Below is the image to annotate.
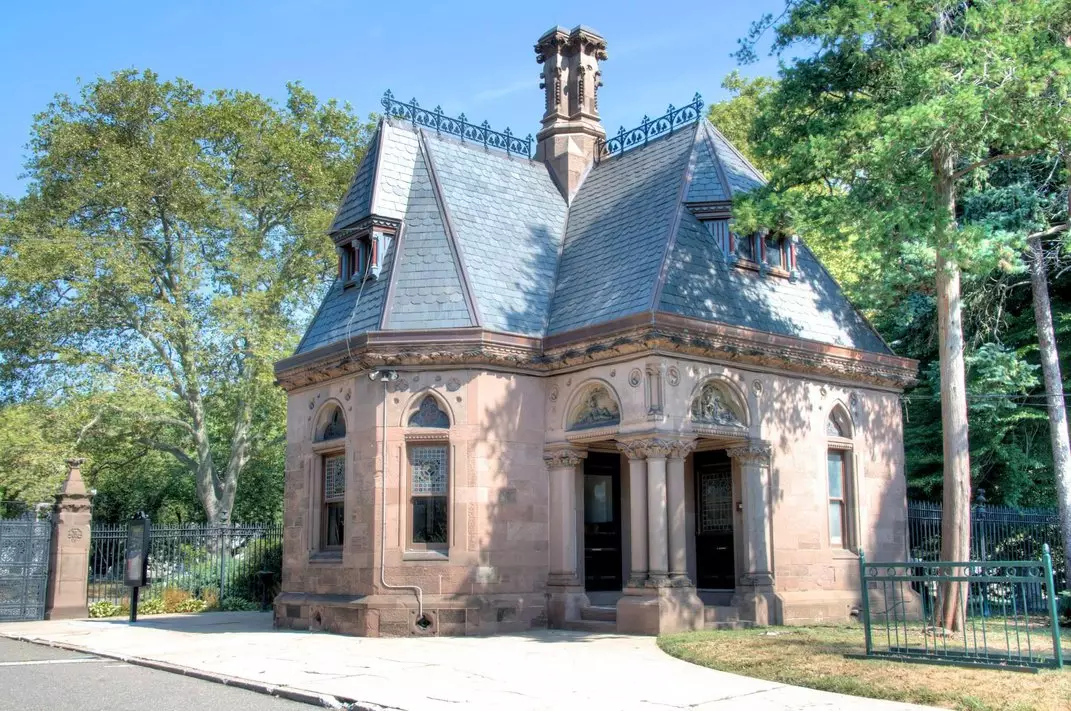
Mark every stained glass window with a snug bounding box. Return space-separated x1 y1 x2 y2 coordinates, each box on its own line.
410 445 448 547
322 454 345 550
699 467 733 534
321 407 346 440
408 396 450 428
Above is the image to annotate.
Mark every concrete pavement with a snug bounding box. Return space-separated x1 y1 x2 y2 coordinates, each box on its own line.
0 612 934 711
0 636 307 711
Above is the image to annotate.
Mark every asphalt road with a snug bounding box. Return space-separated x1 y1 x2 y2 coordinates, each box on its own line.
0 637 310 711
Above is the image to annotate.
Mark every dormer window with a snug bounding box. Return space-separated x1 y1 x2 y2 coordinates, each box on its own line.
723 228 797 279
338 230 388 286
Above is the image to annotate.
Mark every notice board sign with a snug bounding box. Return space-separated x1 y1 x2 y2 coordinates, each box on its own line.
124 515 150 588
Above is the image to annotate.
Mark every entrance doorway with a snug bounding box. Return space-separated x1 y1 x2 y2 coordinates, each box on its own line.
583 451 622 591
694 450 736 589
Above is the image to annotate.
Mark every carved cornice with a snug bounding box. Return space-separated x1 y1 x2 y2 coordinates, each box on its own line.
668 438 698 460
543 448 587 468
274 312 918 392
535 26 607 62
726 440 772 464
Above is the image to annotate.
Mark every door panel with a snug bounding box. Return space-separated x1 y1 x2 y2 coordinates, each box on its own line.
694 450 735 589
583 452 622 591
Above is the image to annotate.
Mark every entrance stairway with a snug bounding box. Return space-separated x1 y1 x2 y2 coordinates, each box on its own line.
562 604 617 633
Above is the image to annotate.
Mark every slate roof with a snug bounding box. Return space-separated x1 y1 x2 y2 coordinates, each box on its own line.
295 113 890 357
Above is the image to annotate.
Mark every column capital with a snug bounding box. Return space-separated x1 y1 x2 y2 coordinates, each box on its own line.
726 440 771 464
543 447 587 468
617 438 677 460
668 438 698 460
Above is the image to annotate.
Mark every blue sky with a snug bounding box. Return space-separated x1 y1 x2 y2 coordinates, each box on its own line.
0 0 785 198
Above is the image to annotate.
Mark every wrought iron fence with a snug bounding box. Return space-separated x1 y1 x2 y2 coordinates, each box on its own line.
0 504 52 621
908 499 1066 592
858 546 1064 671
88 522 281 608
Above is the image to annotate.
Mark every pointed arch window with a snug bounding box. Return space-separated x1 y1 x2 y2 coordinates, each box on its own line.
826 407 855 550
406 394 451 552
312 405 347 554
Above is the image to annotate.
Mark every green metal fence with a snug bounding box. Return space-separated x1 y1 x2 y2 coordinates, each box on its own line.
858 545 1064 671
89 522 281 608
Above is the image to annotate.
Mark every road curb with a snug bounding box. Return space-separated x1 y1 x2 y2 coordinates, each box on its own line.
1 633 397 711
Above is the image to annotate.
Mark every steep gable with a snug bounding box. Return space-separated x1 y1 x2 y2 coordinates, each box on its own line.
423 132 566 336
547 124 696 335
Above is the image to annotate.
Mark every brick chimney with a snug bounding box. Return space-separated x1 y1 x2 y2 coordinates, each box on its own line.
534 25 607 199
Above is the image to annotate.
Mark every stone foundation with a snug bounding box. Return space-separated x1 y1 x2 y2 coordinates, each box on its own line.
274 592 548 637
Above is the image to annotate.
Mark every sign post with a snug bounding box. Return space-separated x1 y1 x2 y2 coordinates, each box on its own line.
124 513 150 623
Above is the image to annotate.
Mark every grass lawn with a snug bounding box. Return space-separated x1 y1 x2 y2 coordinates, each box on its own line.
658 625 1071 711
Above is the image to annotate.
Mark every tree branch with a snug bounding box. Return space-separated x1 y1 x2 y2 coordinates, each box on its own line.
139 437 197 471
952 150 1045 180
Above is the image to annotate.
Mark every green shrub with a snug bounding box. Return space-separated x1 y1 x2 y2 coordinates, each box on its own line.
88 600 122 618
1058 591 1071 624
175 598 207 613
137 597 166 615
219 596 259 612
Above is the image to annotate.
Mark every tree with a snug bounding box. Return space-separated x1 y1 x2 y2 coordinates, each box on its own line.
737 1 1071 629
0 70 373 525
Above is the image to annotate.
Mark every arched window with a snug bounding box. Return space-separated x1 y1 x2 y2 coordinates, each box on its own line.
826 406 855 550
690 380 746 428
408 395 450 428
406 394 450 553
319 406 346 441
312 404 347 553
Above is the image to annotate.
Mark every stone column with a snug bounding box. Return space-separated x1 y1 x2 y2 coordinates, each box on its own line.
667 439 697 584
727 440 777 625
45 458 93 620
617 438 704 635
544 447 587 627
617 441 648 588
644 442 672 586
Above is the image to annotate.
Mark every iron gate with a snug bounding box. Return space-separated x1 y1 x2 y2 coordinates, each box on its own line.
0 508 52 621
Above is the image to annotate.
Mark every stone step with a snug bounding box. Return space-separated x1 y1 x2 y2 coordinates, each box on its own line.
703 605 740 623
562 618 617 634
580 605 617 622
704 619 756 630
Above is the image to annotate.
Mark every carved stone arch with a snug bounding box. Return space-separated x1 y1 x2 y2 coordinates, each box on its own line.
827 401 854 439
402 389 453 428
313 399 348 442
564 379 622 431
688 376 749 428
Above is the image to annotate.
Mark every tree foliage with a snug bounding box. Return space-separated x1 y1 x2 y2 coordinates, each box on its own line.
0 70 373 523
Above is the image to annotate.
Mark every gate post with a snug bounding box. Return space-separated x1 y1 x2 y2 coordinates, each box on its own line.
45 458 93 620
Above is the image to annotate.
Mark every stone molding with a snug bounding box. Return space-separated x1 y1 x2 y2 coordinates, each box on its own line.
543 448 587 468
274 312 918 392
667 438 698 460
726 440 772 464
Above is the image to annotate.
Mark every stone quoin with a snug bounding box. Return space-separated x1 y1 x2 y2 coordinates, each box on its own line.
272 24 918 636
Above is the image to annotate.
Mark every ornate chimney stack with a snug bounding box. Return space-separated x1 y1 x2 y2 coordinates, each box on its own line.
534 25 607 199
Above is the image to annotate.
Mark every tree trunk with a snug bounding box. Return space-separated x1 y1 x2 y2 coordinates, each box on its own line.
934 147 972 632
1028 233 1071 584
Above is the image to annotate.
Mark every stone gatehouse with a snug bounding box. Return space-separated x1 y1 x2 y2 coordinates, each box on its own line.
272 24 917 636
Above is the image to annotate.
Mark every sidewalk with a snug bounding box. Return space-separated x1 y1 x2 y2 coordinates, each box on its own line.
0 613 933 711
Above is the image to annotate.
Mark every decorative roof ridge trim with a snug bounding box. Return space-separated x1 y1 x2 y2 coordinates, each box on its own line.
650 121 703 313
381 90 533 159
415 129 483 328
596 93 704 161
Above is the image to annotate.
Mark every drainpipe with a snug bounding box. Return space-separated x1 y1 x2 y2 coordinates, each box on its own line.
368 369 429 628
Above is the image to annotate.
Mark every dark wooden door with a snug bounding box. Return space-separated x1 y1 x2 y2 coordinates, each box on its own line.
583 452 622 591
694 450 736 589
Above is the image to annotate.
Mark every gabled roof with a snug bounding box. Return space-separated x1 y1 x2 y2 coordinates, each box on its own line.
295 113 891 359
